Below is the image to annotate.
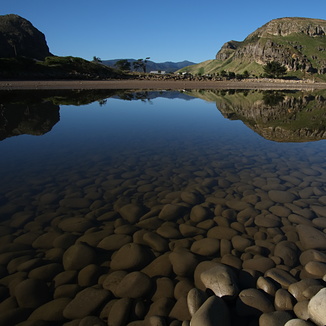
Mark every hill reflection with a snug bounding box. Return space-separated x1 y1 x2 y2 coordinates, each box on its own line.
1 89 325 142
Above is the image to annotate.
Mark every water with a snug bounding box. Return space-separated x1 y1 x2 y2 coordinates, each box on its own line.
0 89 326 325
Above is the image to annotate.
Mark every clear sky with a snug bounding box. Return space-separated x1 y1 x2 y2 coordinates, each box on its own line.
2 0 325 63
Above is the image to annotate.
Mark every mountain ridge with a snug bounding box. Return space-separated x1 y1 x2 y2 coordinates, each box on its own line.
101 59 196 73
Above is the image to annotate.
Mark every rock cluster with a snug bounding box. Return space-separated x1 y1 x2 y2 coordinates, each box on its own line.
0 125 326 326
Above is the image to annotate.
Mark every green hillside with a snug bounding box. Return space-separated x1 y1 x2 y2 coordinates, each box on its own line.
179 17 326 81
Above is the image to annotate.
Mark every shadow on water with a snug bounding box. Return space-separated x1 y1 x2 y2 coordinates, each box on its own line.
1 88 325 142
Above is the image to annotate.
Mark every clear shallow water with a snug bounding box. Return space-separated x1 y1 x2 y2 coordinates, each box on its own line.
0 90 326 325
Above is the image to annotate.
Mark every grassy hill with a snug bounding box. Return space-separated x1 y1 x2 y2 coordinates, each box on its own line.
179 18 326 81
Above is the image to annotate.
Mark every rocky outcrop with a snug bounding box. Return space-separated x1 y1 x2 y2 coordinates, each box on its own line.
0 14 52 60
215 17 326 74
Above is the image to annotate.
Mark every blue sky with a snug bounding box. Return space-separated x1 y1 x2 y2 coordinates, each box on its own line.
2 0 325 63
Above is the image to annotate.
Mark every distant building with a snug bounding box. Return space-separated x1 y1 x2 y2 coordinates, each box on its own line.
149 71 166 74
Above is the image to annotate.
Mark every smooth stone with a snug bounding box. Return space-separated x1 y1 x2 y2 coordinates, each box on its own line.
53 284 81 299
274 241 300 267
59 197 91 208
207 226 238 240
220 254 243 270
299 249 326 265
158 204 186 221
236 288 274 316
28 263 63 281
259 311 293 326
190 296 231 326
102 271 128 296
190 205 211 223
79 316 106 326
77 264 102 287
156 223 182 239
0 308 35 326
194 261 239 299
136 217 164 230
62 243 96 271
76 229 114 247
294 300 310 320
269 206 291 217
141 253 173 277
187 288 207 316
304 261 326 278
311 205 326 217
288 279 322 302
285 319 315 326
53 270 78 287
63 287 110 319
231 235 253 252
28 298 71 321
110 243 154 271
242 257 275 274
152 277 175 300
97 234 132 251
274 288 295 311
115 271 152 298
264 268 298 289
312 217 326 228
256 276 279 296
226 199 250 211
118 204 145 223
169 247 198 277
58 217 93 233
296 225 326 250
14 278 51 309
179 224 205 237
146 297 175 318
308 288 326 326
53 233 78 249
190 238 220 256
255 214 281 227
169 296 191 321
181 191 202 205
303 285 325 300
143 232 169 252
268 190 296 203
107 298 132 326
174 279 194 300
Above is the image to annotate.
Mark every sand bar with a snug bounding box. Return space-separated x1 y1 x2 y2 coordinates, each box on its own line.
0 79 325 90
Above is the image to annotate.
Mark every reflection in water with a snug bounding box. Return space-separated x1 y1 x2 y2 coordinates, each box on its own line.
187 89 326 142
0 90 326 326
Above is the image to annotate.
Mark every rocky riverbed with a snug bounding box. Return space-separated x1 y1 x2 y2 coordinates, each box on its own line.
0 93 325 326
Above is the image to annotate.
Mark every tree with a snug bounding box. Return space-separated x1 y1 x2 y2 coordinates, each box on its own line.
263 61 287 78
133 57 150 73
115 59 131 71
93 56 102 63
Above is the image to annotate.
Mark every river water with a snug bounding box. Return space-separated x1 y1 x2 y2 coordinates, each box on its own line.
0 89 325 325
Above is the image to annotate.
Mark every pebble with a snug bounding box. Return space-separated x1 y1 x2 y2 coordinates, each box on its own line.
169 247 198 277
288 279 322 302
274 288 295 311
110 243 154 271
97 234 132 251
190 295 231 326
63 287 110 319
115 271 152 298
236 288 274 316
62 243 96 271
308 288 326 326
274 241 300 267
259 311 293 326
190 238 220 256
107 297 132 326
296 225 326 250
194 261 239 298
187 288 207 316
264 268 298 289
268 190 296 203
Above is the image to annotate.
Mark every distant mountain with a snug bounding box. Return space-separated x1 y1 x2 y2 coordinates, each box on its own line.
0 14 52 60
101 59 196 73
179 17 326 81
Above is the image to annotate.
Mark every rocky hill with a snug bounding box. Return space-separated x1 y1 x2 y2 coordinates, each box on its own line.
0 14 52 60
180 17 326 80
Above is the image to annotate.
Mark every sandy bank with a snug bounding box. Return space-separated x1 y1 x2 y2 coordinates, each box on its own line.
0 79 325 90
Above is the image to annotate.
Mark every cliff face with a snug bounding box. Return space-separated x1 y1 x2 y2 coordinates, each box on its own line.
0 14 52 60
216 17 326 74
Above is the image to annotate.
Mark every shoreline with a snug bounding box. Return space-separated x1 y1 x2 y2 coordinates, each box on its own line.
0 79 325 90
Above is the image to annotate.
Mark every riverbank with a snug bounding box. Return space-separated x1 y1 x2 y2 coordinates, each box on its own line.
0 78 325 90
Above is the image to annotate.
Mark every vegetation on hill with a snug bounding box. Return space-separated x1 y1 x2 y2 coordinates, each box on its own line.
179 17 326 81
